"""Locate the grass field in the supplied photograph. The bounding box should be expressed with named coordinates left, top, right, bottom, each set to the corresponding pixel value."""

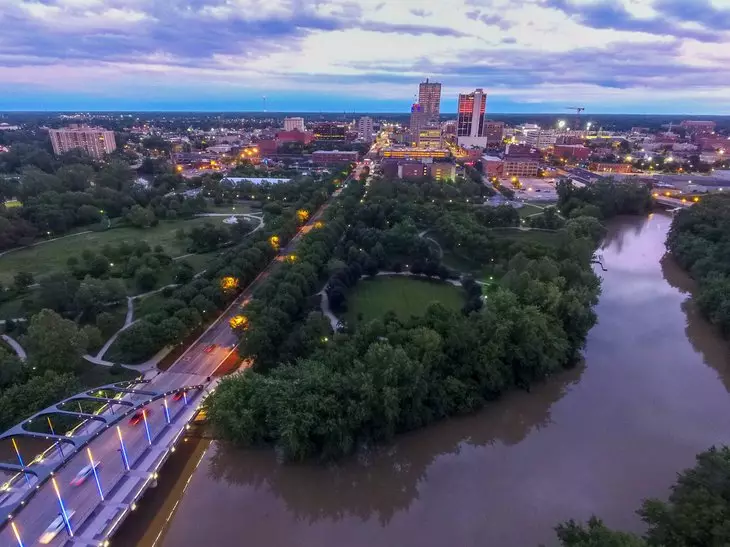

left=345, top=276, right=463, bottom=324
left=0, top=217, right=219, bottom=285
left=493, top=227, right=562, bottom=246
left=517, top=204, right=544, bottom=218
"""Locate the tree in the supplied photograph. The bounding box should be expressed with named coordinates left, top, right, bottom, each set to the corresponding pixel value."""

left=14, top=271, right=34, bottom=292
left=25, top=309, right=88, bottom=373
left=135, top=267, right=159, bottom=291
left=126, top=204, right=156, bottom=228
left=95, top=311, right=117, bottom=336
left=82, top=325, right=103, bottom=350
left=555, top=517, right=645, bottom=546
left=0, top=371, right=82, bottom=430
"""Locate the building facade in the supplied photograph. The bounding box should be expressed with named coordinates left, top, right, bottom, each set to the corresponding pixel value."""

left=312, top=122, right=347, bottom=141
left=49, top=125, right=116, bottom=158
left=357, top=116, right=374, bottom=142
left=283, top=117, right=305, bottom=132
left=524, top=129, right=557, bottom=150
left=485, top=121, right=504, bottom=146
left=457, top=88, right=488, bottom=148
left=553, top=145, right=590, bottom=162
left=590, top=162, right=632, bottom=174
left=311, top=150, right=359, bottom=165
left=418, top=79, right=441, bottom=122
left=503, top=159, right=539, bottom=178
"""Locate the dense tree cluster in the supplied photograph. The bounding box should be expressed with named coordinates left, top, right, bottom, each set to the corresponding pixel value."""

left=209, top=176, right=603, bottom=461
left=108, top=170, right=349, bottom=363
left=554, top=446, right=730, bottom=546
left=0, top=135, right=206, bottom=250
left=0, top=309, right=99, bottom=429
left=667, top=194, right=730, bottom=335
left=557, top=178, right=652, bottom=219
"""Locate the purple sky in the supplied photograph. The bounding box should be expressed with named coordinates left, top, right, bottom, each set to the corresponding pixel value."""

left=1, top=0, right=730, bottom=113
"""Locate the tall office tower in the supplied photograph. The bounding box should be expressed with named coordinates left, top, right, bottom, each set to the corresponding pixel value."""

left=409, top=103, right=425, bottom=145
left=49, top=125, right=116, bottom=158
left=456, top=88, right=488, bottom=148
left=418, top=78, right=441, bottom=122
left=357, top=116, right=374, bottom=142
left=283, top=117, right=305, bottom=132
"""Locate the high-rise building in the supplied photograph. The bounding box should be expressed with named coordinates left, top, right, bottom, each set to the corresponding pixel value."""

left=357, top=116, right=374, bottom=142
left=457, top=88, right=488, bottom=148
left=418, top=79, right=441, bottom=122
left=283, top=117, right=305, bottom=132
left=49, top=125, right=116, bottom=158
left=409, top=103, right=425, bottom=145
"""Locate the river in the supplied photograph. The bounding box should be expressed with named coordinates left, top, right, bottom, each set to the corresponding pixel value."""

left=116, top=212, right=730, bottom=547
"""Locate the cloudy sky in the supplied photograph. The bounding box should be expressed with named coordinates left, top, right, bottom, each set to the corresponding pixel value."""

left=1, top=0, right=730, bottom=113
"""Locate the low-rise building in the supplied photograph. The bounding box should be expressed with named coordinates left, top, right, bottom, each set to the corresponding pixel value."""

left=380, top=147, right=450, bottom=160
left=590, top=162, right=632, bottom=174
left=554, top=145, right=590, bottom=162
left=312, top=150, right=358, bottom=165
left=503, top=159, right=539, bottom=178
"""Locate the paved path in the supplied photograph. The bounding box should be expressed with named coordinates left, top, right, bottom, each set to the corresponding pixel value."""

left=418, top=230, right=444, bottom=259
left=317, top=289, right=340, bottom=331
left=0, top=230, right=94, bottom=258
left=1, top=334, right=26, bottom=361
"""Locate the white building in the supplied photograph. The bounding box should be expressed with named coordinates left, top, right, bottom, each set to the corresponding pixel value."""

left=283, top=117, right=305, bottom=132
left=357, top=116, right=374, bottom=142
left=524, top=129, right=557, bottom=150
left=49, top=125, right=116, bottom=158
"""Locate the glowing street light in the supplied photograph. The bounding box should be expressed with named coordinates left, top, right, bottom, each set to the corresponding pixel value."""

left=558, top=120, right=566, bottom=129
left=220, top=276, right=239, bottom=291
left=296, top=209, right=310, bottom=223
left=269, top=235, right=280, bottom=250
left=229, top=314, right=249, bottom=331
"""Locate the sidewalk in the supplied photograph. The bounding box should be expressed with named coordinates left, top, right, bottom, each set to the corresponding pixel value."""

left=1, top=334, right=27, bottom=361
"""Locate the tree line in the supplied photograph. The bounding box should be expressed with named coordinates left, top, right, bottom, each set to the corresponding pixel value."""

left=208, top=175, right=604, bottom=460
left=552, top=446, right=730, bottom=546
left=667, top=194, right=730, bottom=336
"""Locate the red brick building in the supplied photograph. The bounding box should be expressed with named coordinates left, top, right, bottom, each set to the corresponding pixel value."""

left=554, top=145, right=590, bottom=162
left=276, top=129, right=314, bottom=145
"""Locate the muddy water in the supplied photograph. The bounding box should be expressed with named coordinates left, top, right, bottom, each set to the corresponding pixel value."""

left=121, top=213, right=730, bottom=547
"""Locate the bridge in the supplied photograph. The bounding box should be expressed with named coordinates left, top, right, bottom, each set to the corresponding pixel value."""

left=0, top=373, right=211, bottom=547
left=653, top=194, right=698, bottom=209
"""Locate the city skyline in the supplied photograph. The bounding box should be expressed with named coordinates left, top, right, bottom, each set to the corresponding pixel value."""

left=2, top=0, right=730, bottom=114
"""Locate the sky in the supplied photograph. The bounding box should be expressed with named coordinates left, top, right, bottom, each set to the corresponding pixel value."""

left=1, top=0, right=730, bottom=114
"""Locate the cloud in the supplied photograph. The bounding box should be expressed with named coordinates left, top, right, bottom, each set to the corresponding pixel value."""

left=0, top=0, right=729, bottom=112
left=545, top=0, right=728, bottom=42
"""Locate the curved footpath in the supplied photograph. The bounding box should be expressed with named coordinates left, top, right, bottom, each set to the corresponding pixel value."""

left=1, top=334, right=27, bottom=361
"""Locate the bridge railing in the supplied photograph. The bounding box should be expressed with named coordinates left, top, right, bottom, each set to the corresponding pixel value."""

left=0, top=379, right=206, bottom=528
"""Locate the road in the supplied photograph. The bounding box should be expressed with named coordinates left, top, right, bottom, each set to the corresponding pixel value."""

left=0, top=165, right=361, bottom=547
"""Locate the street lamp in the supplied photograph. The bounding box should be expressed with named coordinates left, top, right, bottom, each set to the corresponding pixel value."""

left=558, top=120, right=566, bottom=129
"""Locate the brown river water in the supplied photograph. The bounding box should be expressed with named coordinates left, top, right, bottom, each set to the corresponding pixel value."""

left=116, top=212, right=730, bottom=547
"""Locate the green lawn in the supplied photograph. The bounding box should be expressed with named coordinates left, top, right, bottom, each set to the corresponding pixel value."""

left=492, top=227, right=562, bottom=246
left=517, top=204, right=544, bottom=218
left=345, top=276, right=463, bottom=324
left=0, top=217, right=219, bottom=285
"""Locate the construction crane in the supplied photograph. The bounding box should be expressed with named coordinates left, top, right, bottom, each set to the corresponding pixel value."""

left=565, top=106, right=585, bottom=130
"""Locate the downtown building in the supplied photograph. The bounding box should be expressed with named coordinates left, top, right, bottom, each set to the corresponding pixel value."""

left=283, top=117, right=305, bottom=132
left=457, top=88, right=488, bottom=149
left=357, top=116, right=374, bottom=142
left=49, top=125, right=116, bottom=158
left=410, top=79, right=442, bottom=148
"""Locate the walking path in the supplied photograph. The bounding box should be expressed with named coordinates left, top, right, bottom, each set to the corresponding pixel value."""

left=1, top=334, right=26, bottom=361
left=0, top=230, right=94, bottom=258
left=418, top=230, right=444, bottom=259
left=85, top=284, right=181, bottom=365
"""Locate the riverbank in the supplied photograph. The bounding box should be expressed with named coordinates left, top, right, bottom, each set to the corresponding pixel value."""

left=117, top=213, right=730, bottom=547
